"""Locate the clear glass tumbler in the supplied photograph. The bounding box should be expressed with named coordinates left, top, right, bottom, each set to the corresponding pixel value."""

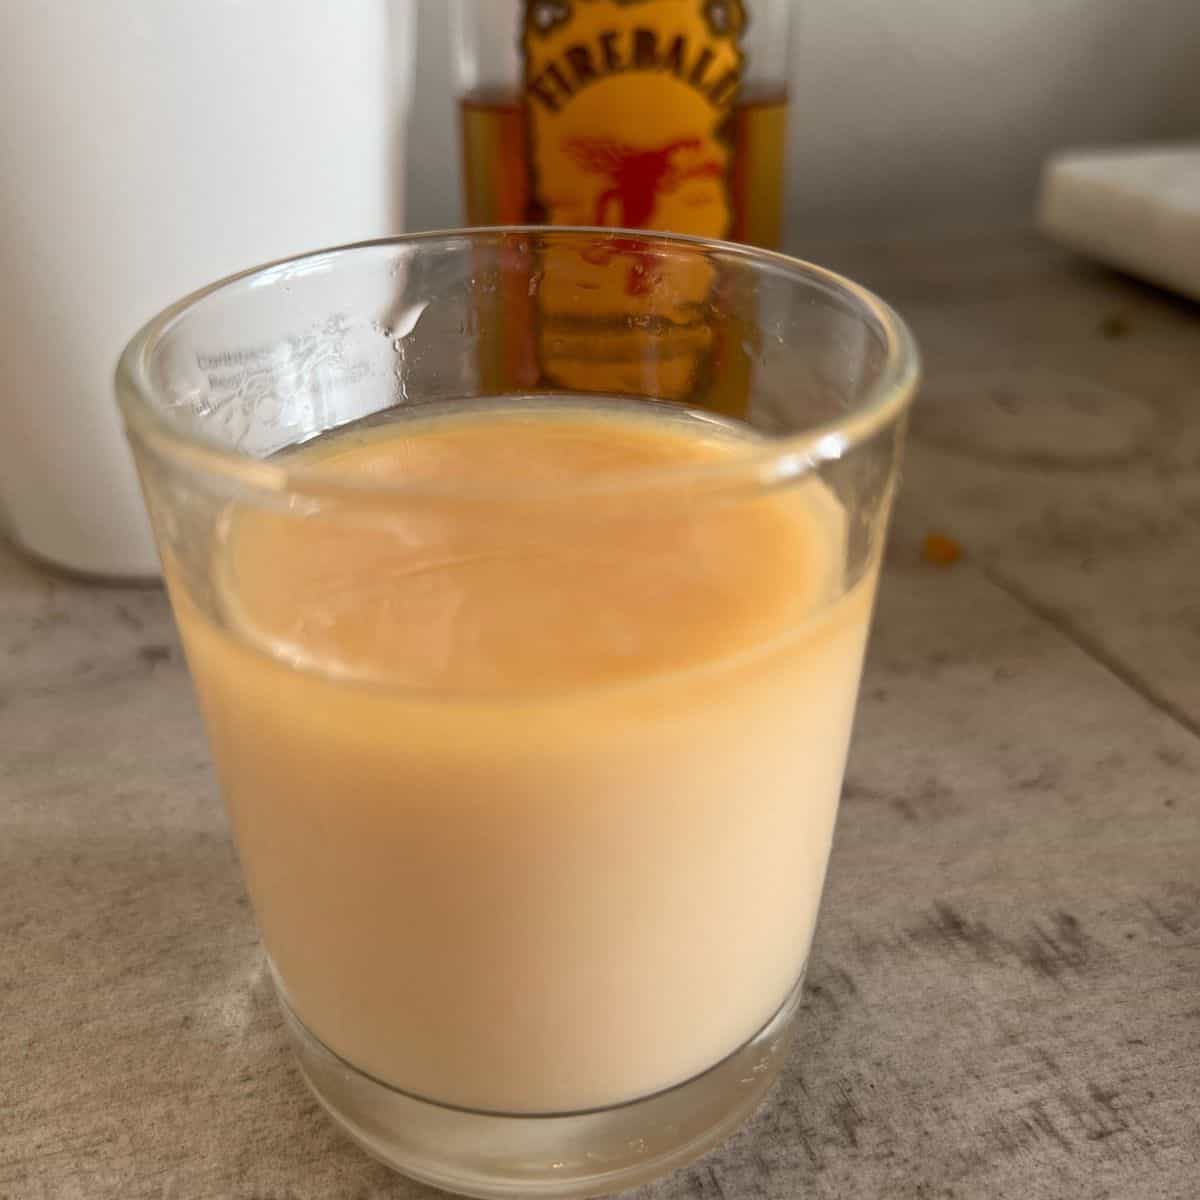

left=116, top=228, right=918, bottom=1199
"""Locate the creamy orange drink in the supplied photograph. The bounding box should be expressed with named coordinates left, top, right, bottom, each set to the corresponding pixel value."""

left=173, top=399, right=876, bottom=1115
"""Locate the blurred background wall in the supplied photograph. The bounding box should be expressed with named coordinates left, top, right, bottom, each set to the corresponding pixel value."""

left=405, top=0, right=1199, bottom=242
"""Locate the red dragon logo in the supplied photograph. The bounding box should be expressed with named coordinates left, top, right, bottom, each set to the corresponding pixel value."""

left=562, top=136, right=724, bottom=295
left=563, top=135, right=724, bottom=228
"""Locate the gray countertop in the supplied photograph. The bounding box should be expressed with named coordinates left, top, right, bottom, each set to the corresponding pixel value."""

left=3, top=232, right=1198, bottom=1199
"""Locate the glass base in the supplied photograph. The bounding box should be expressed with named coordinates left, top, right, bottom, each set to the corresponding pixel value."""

left=279, top=974, right=805, bottom=1199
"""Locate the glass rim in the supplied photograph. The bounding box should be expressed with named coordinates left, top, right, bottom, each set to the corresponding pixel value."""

left=116, top=226, right=920, bottom=502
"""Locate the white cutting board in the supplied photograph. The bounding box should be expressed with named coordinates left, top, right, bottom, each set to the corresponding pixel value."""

left=1038, top=143, right=1200, bottom=304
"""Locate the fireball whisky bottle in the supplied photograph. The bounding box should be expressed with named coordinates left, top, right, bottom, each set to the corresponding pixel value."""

left=454, top=0, right=790, bottom=247
left=452, top=0, right=791, bottom=411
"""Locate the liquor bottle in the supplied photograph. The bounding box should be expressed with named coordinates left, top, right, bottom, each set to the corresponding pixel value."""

left=454, top=0, right=790, bottom=248
left=451, top=0, right=791, bottom=413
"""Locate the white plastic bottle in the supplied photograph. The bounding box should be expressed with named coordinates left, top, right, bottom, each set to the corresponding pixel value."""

left=0, top=1, right=414, bottom=577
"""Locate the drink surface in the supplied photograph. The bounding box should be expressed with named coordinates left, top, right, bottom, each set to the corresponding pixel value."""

left=173, top=399, right=875, bottom=1113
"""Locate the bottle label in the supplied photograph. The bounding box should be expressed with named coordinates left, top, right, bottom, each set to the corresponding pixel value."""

left=522, top=0, right=746, bottom=239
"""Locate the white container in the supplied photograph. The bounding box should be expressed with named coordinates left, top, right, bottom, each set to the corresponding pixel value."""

left=0, top=0, right=414, bottom=577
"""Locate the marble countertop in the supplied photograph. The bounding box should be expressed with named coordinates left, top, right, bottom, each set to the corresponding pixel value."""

left=3, top=232, right=1198, bottom=1199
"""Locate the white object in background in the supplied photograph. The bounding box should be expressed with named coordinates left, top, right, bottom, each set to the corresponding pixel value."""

left=0, top=1, right=414, bottom=578
left=1038, top=144, right=1200, bottom=304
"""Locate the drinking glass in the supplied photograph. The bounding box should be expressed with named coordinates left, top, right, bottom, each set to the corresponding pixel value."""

left=116, top=228, right=918, bottom=1198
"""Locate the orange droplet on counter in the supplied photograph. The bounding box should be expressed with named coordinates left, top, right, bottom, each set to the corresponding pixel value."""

left=923, top=532, right=962, bottom=566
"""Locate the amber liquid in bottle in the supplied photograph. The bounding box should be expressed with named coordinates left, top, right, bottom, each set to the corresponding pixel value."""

left=459, top=87, right=788, bottom=249
left=459, top=60, right=786, bottom=420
